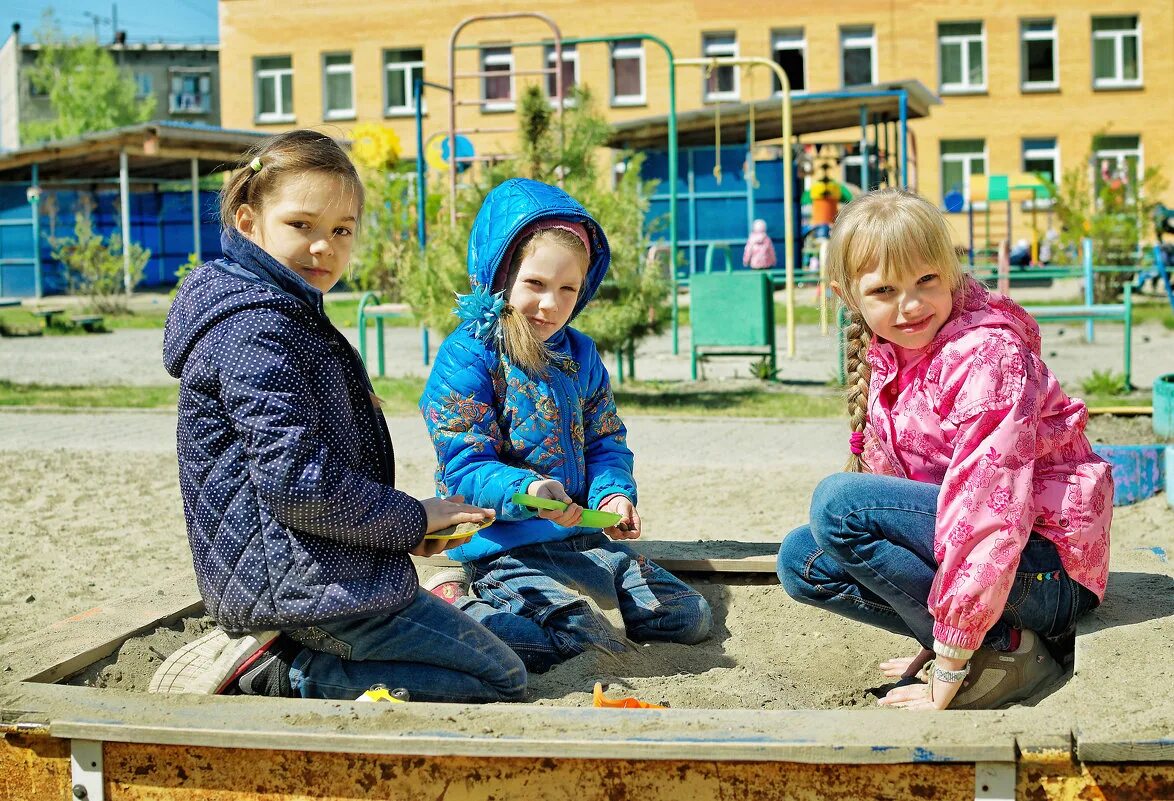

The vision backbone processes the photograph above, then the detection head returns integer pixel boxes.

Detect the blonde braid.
[843,310,872,473]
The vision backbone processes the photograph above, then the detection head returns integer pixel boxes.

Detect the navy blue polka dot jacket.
[163,230,426,635]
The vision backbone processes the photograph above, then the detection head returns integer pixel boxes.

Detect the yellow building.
[219,0,1173,247]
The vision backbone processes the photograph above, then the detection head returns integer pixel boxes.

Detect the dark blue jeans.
[458,532,713,673]
[287,588,527,703]
[777,473,1097,652]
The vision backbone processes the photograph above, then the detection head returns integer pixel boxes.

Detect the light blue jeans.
[287,588,527,703]
[457,532,713,673]
[777,473,1097,653]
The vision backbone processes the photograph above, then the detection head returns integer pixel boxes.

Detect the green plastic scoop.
[511,493,623,529]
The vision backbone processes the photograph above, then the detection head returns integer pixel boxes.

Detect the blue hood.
[467,178,610,325]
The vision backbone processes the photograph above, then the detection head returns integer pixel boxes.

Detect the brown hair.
[219,129,364,230]
[826,188,964,472]
[499,227,589,375]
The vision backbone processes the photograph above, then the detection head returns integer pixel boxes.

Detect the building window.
[481,46,514,111]
[255,55,293,123]
[1092,16,1141,89]
[1022,137,1059,208]
[169,69,212,114]
[133,71,154,99]
[940,139,987,208]
[610,39,645,106]
[702,32,738,102]
[384,48,424,116]
[772,29,806,94]
[938,21,985,93]
[1020,19,1058,91]
[1094,135,1141,200]
[841,26,876,87]
[545,44,578,105]
[322,53,354,120]
[842,154,863,190]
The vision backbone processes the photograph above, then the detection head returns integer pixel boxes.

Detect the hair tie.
[849,431,865,455]
[249,157,263,172]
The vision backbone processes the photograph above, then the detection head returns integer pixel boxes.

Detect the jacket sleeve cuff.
[932,622,982,655]
[933,639,976,660]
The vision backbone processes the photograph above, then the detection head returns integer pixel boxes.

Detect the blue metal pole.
[1082,238,1095,341]
[31,162,42,298]
[899,90,908,188]
[415,77,427,251]
[860,105,870,191]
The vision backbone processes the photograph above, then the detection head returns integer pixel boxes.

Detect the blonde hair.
[220,130,364,230]
[826,189,964,472]
[499,227,589,375]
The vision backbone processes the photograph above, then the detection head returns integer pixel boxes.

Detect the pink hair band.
[849,432,865,455]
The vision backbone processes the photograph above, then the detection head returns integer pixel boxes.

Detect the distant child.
[776,189,1112,710]
[155,130,525,703]
[743,218,777,269]
[420,178,712,673]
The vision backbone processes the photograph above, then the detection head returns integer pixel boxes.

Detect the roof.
[0,122,271,183]
[606,79,939,150]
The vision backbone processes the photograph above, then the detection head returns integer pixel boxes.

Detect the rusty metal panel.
[1018,750,1174,801]
[102,742,975,801]
[1,732,70,801]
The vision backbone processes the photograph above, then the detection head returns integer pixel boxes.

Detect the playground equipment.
[355,292,430,375]
[689,244,776,380]
[966,173,1052,267]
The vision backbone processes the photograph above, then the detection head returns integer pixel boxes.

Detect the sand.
[2,409,1168,713]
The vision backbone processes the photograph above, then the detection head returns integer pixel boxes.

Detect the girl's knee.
[663,592,713,644]
[776,527,823,604]
[494,652,529,701]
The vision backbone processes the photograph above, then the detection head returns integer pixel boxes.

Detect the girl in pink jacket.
[777,189,1111,711]
[742,219,777,269]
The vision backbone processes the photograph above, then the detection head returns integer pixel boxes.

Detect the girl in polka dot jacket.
[777,189,1112,711]
[156,130,525,703]
[419,178,712,674]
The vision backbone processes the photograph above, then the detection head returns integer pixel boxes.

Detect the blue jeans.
[458,532,713,673]
[777,473,1097,652]
[286,588,527,702]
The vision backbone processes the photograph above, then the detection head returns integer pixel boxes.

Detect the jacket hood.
[467,178,610,324]
[869,276,1042,371]
[163,229,325,378]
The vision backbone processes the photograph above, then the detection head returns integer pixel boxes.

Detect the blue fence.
[0,187,222,297]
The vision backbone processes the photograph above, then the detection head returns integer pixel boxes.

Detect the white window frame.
[545,44,579,107]
[938,21,986,94]
[940,139,988,211]
[1091,16,1143,89]
[1094,135,1143,202]
[384,48,424,116]
[702,32,739,102]
[255,55,294,124]
[1022,137,1059,209]
[168,68,212,114]
[771,29,807,95]
[481,46,515,112]
[610,39,646,107]
[322,52,355,121]
[840,25,877,87]
[1020,18,1058,91]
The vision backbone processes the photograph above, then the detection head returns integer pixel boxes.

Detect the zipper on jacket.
[547,367,585,500]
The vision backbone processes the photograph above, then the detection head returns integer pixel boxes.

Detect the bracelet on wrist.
[932,662,971,684]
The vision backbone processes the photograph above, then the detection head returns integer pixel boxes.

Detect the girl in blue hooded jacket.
[155,130,525,703]
[420,178,712,673]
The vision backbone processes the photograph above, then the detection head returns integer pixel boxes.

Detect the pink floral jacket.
[861,278,1112,652]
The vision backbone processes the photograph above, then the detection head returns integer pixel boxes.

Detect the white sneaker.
[422,567,470,605]
[148,628,279,694]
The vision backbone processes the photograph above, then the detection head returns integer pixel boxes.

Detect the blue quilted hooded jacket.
[420,178,636,562]
[163,230,426,635]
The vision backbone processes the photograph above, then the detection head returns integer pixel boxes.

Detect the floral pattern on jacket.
[862,278,1112,651]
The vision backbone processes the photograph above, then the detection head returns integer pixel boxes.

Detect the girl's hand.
[526,479,583,527]
[877,654,967,711]
[600,495,641,540]
[415,495,494,554]
[879,647,934,679]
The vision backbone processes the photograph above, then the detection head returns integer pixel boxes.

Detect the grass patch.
[0,380,178,408]
[613,380,842,418]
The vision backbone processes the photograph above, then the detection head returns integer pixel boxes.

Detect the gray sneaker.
[949,630,1063,710]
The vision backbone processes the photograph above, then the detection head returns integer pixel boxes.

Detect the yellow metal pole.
[676,57,795,356]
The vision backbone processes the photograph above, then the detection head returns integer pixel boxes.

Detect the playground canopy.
[606,79,939,149]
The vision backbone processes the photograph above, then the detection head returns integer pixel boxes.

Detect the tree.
[51,211,150,314]
[21,13,155,145]
[1048,132,1168,302]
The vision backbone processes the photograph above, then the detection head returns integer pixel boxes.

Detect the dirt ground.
[1,410,1169,713]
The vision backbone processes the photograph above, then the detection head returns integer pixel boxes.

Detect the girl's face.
[508,243,586,341]
[234,171,359,293]
[843,262,954,350]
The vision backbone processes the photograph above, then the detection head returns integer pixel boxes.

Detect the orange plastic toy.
[592,682,666,709]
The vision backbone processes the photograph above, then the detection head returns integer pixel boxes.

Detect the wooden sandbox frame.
[2,542,1170,800]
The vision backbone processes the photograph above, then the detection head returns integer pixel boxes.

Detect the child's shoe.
[949,630,1063,710]
[422,567,470,604]
[148,628,279,695]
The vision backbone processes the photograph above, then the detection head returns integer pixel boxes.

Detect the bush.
[50,213,150,313]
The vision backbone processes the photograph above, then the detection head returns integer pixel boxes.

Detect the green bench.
[69,314,105,332]
[355,292,430,377]
[690,245,776,380]
[30,307,66,328]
